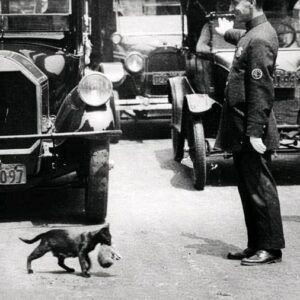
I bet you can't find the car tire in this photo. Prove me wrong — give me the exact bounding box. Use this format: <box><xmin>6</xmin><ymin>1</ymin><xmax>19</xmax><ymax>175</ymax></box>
<box><xmin>0</xmin><ymin>197</ymin><xmax>5</xmax><ymax>214</ymax></box>
<box><xmin>191</xmin><ymin>118</ymin><xmax>206</xmax><ymax>190</ymax></box>
<box><xmin>85</xmin><ymin>140</ymin><xmax>109</xmax><ymax>224</ymax></box>
<box><xmin>171</xmin><ymin>126</ymin><xmax>185</xmax><ymax>162</ymax></box>
<box><xmin>170</xmin><ymin>85</ymin><xmax>185</xmax><ymax>162</ymax></box>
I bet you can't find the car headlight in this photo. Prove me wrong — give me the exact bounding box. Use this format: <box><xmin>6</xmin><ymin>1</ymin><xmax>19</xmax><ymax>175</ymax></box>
<box><xmin>111</xmin><ymin>33</ymin><xmax>122</xmax><ymax>45</ymax></box>
<box><xmin>125</xmin><ymin>52</ymin><xmax>144</xmax><ymax>73</ymax></box>
<box><xmin>78</xmin><ymin>72</ymin><xmax>112</xmax><ymax>107</ymax></box>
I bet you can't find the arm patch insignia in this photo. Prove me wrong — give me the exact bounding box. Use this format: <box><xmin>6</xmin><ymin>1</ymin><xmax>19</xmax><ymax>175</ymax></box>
<box><xmin>251</xmin><ymin>68</ymin><xmax>263</xmax><ymax>80</ymax></box>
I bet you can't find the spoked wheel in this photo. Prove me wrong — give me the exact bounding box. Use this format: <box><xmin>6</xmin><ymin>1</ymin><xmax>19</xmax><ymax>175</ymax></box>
<box><xmin>275</xmin><ymin>22</ymin><xmax>297</xmax><ymax>48</ymax></box>
<box><xmin>85</xmin><ymin>139</ymin><xmax>109</xmax><ymax>224</ymax></box>
<box><xmin>188</xmin><ymin>117</ymin><xmax>207</xmax><ymax>190</ymax></box>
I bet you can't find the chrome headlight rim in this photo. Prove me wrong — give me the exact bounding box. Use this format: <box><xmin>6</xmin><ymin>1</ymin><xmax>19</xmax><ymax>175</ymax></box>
<box><xmin>78</xmin><ymin>72</ymin><xmax>113</xmax><ymax>107</ymax></box>
<box><xmin>125</xmin><ymin>51</ymin><xmax>144</xmax><ymax>74</ymax></box>
<box><xmin>111</xmin><ymin>32</ymin><xmax>122</xmax><ymax>45</ymax></box>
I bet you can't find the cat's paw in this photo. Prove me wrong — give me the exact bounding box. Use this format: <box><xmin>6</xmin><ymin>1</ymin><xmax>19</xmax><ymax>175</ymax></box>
<box><xmin>81</xmin><ymin>272</ymin><xmax>91</xmax><ymax>278</ymax></box>
<box><xmin>67</xmin><ymin>268</ymin><xmax>75</xmax><ymax>273</ymax></box>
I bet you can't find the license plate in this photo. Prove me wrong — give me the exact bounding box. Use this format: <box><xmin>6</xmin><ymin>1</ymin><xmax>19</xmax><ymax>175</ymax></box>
<box><xmin>0</xmin><ymin>164</ymin><xmax>26</xmax><ymax>185</ymax></box>
<box><xmin>153</xmin><ymin>75</ymin><xmax>168</xmax><ymax>86</ymax></box>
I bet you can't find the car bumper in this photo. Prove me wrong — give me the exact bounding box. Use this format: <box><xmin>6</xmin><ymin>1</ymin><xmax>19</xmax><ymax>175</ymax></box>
<box><xmin>115</xmin><ymin>96</ymin><xmax>171</xmax><ymax>111</ymax></box>
<box><xmin>0</xmin><ymin>130</ymin><xmax>121</xmax><ymax>191</ymax></box>
<box><xmin>0</xmin><ymin>130</ymin><xmax>122</xmax><ymax>142</ymax></box>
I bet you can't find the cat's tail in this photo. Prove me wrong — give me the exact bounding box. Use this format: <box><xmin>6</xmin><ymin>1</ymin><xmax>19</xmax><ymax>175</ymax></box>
<box><xmin>19</xmin><ymin>233</ymin><xmax>45</xmax><ymax>244</ymax></box>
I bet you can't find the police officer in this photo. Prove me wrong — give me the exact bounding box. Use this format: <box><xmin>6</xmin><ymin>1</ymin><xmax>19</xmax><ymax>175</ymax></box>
<box><xmin>215</xmin><ymin>0</ymin><xmax>285</xmax><ymax>265</ymax></box>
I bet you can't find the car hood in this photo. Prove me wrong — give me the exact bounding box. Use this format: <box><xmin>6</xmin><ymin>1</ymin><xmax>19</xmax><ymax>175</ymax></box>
<box><xmin>0</xmin><ymin>42</ymin><xmax>80</xmax><ymax>111</ymax></box>
<box><xmin>114</xmin><ymin>35</ymin><xmax>182</xmax><ymax>57</ymax></box>
<box><xmin>2</xmin><ymin>41</ymin><xmax>80</xmax><ymax>81</ymax></box>
<box><xmin>214</xmin><ymin>48</ymin><xmax>300</xmax><ymax>72</ymax></box>
<box><xmin>115</xmin><ymin>15</ymin><xmax>185</xmax><ymax>56</ymax></box>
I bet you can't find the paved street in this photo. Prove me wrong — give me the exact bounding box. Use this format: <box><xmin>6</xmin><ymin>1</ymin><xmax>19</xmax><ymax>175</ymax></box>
<box><xmin>1</xmin><ymin>121</ymin><xmax>300</xmax><ymax>299</ymax></box>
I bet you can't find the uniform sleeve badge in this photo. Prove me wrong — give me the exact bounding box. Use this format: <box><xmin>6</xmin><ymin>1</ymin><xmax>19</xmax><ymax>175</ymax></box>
<box><xmin>235</xmin><ymin>47</ymin><xmax>243</xmax><ymax>58</ymax></box>
<box><xmin>251</xmin><ymin>68</ymin><xmax>263</xmax><ymax>80</ymax></box>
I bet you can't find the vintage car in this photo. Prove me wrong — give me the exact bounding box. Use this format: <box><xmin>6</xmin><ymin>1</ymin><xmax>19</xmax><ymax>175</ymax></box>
<box><xmin>99</xmin><ymin>0</ymin><xmax>186</xmax><ymax>124</ymax></box>
<box><xmin>169</xmin><ymin>0</ymin><xmax>300</xmax><ymax>190</ymax></box>
<box><xmin>0</xmin><ymin>0</ymin><xmax>121</xmax><ymax>223</ymax></box>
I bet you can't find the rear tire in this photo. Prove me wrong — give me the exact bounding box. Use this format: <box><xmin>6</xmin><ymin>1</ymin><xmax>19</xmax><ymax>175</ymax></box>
<box><xmin>190</xmin><ymin>118</ymin><xmax>206</xmax><ymax>190</ymax></box>
<box><xmin>85</xmin><ymin>140</ymin><xmax>109</xmax><ymax>224</ymax></box>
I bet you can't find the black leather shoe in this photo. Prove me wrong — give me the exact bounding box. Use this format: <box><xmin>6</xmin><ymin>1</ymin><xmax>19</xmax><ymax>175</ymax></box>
<box><xmin>227</xmin><ymin>248</ymin><xmax>256</xmax><ymax>260</ymax></box>
<box><xmin>241</xmin><ymin>250</ymin><xmax>282</xmax><ymax>266</ymax></box>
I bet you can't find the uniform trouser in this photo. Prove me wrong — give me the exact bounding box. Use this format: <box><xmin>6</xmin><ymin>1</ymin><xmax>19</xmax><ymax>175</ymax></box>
<box><xmin>233</xmin><ymin>147</ymin><xmax>285</xmax><ymax>250</ymax></box>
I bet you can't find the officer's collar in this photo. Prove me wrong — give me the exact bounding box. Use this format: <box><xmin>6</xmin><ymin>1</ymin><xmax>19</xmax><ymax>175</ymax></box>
<box><xmin>245</xmin><ymin>14</ymin><xmax>267</xmax><ymax>31</ymax></box>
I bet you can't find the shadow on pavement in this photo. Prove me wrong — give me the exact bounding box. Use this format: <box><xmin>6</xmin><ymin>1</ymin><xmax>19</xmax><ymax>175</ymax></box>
<box><xmin>36</xmin><ymin>270</ymin><xmax>115</xmax><ymax>278</ymax></box>
<box><xmin>156</xmin><ymin>147</ymin><xmax>300</xmax><ymax>190</ymax></box>
<box><xmin>0</xmin><ymin>187</ymin><xmax>87</xmax><ymax>225</ymax></box>
<box><xmin>89</xmin><ymin>271</ymin><xmax>117</xmax><ymax>278</ymax></box>
<box><xmin>120</xmin><ymin>119</ymin><xmax>171</xmax><ymax>141</ymax></box>
<box><xmin>155</xmin><ymin>148</ymin><xmax>237</xmax><ymax>191</ymax></box>
<box><xmin>155</xmin><ymin>148</ymin><xmax>196</xmax><ymax>191</ymax></box>
<box><xmin>182</xmin><ymin>232</ymin><xmax>241</xmax><ymax>259</ymax></box>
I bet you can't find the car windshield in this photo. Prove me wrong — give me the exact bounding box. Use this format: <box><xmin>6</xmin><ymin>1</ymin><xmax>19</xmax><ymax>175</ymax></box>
<box><xmin>208</xmin><ymin>0</ymin><xmax>300</xmax><ymax>49</ymax></box>
<box><xmin>0</xmin><ymin>0</ymin><xmax>70</xmax><ymax>14</ymax></box>
<box><xmin>114</xmin><ymin>0</ymin><xmax>186</xmax><ymax>36</ymax></box>
<box><xmin>0</xmin><ymin>0</ymin><xmax>71</xmax><ymax>33</ymax></box>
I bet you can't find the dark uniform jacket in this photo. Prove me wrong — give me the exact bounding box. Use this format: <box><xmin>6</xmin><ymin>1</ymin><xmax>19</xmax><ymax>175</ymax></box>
<box><xmin>215</xmin><ymin>14</ymin><xmax>280</xmax><ymax>152</ymax></box>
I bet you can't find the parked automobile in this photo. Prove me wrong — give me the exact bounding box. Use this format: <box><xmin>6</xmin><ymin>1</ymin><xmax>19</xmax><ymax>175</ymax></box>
<box><xmin>0</xmin><ymin>0</ymin><xmax>121</xmax><ymax>223</ymax></box>
<box><xmin>169</xmin><ymin>0</ymin><xmax>300</xmax><ymax>190</ymax></box>
<box><xmin>100</xmin><ymin>0</ymin><xmax>186</xmax><ymax>124</ymax></box>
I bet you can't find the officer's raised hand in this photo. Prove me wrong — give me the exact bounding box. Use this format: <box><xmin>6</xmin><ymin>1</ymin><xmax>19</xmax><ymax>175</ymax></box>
<box><xmin>215</xmin><ymin>18</ymin><xmax>234</xmax><ymax>36</ymax></box>
<box><xmin>250</xmin><ymin>137</ymin><xmax>266</xmax><ymax>154</ymax></box>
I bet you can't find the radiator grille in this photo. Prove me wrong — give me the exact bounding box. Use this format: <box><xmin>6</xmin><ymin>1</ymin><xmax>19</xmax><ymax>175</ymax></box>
<box><xmin>0</xmin><ymin>71</ymin><xmax>37</xmax><ymax>149</ymax></box>
<box><xmin>274</xmin><ymin>88</ymin><xmax>300</xmax><ymax>125</ymax></box>
<box><xmin>145</xmin><ymin>47</ymin><xmax>185</xmax><ymax>96</ymax></box>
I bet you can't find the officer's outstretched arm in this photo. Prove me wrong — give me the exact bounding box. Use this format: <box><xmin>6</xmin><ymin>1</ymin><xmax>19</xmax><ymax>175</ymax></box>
<box><xmin>215</xmin><ymin>17</ymin><xmax>245</xmax><ymax>45</ymax></box>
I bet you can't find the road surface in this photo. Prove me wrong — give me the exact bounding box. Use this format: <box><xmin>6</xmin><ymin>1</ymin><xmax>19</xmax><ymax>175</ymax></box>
<box><xmin>1</xmin><ymin>121</ymin><xmax>300</xmax><ymax>299</ymax></box>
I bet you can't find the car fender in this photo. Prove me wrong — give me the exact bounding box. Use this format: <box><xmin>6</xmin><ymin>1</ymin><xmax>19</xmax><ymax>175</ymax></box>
<box><xmin>185</xmin><ymin>94</ymin><xmax>217</xmax><ymax>114</ymax></box>
<box><xmin>99</xmin><ymin>62</ymin><xmax>126</xmax><ymax>87</ymax></box>
<box><xmin>79</xmin><ymin>103</ymin><xmax>114</xmax><ymax>132</ymax></box>
<box><xmin>168</xmin><ymin>76</ymin><xmax>194</xmax><ymax>133</ymax></box>
<box><xmin>55</xmin><ymin>88</ymin><xmax>114</xmax><ymax>143</ymax></box>
<box><xmin>55</xmin><ymin>87</ymin><xmax>85</xmax><ymax>134</ymax></box>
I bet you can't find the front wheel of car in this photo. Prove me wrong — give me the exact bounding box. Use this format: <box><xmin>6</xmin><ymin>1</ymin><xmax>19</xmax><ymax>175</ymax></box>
<box><xmin>171</xmin><ymin>96</ymin><xmax>185</xmax><ymax>162</ymax></box>
<box><xmin>191</xmin><ymin>118</ymin><xmax>206</xmax><ymax>190</ymax></box>
<box><xmin>0</xmin><ymin>195</ymin><xmax>6</xmax><ymax>214</ymax></box>
<box><xmin>85</xmin><ymin>140</ymin><xmax>109</xmax><ymax>224</ymax></box>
